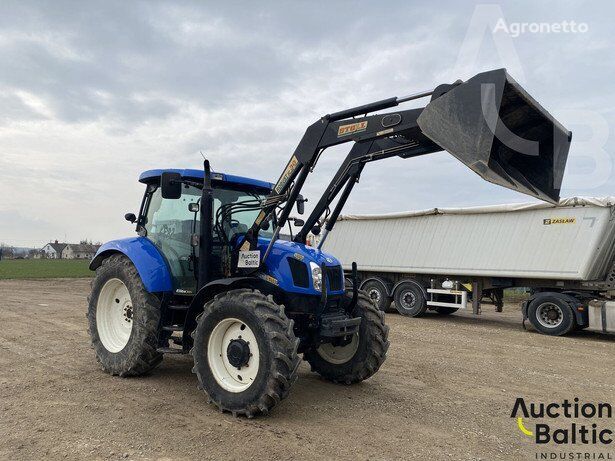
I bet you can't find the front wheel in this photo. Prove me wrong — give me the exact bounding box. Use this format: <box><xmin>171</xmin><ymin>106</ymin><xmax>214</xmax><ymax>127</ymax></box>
<box><xmin>191</xmin><ymin>289</ymin><xmax>300</xmax><ymax>417</ymax></box>
<box><xmin>303</xmin><ymin>290</ymin><xmax>389</xmax><ymax>384</ymax></box>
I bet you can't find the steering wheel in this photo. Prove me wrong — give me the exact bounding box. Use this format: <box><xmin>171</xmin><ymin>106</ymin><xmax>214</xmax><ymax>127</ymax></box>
<box><xmin>159</xmin><ymin>223</ymin><xmax>175</xmax><ymax>239</ymax></box>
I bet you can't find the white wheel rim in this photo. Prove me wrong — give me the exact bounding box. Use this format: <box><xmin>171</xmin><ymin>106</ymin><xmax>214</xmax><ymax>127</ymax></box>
<box><xmin>536</xmin><ymin>302</ymin><xmax>564</xmax><ymax>328</ymax></box>
<box><xmin>96</xmin><ymin>278</ymin><xmax>133</xmax><ymax>353</ymax></box>
<box><xmin>317</xmin><ymin>334</ymin><xmax>359</xmax><ymax>365</ymax></box>
<box><xmin>207</xmin><ymin>318</ymin><xmax>260</xmax><ymax>393</ymax></box>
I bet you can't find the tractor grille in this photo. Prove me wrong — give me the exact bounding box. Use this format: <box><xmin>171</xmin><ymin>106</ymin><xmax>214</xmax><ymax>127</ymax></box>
<box><xmin>326</xmin><ymin>265</ymin><xmax>344</xmax><ymax>292</ymax></box>
<box><xmin>288</xmin><ymin>257</ymin><xmax>309</xmax><ymax>288</ymax></box>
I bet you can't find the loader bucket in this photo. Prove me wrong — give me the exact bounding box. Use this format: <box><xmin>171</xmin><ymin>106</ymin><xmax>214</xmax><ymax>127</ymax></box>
<box><xmin>417</xmin><ymin>68</ymin><xmax>571</xmax><ymax>204</ymax></box>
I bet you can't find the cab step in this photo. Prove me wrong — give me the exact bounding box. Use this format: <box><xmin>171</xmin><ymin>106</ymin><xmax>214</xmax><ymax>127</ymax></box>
<box><xmin>156</xmin><ymin>347</ymin><xmax>185</xmax><ymax>355</ymax></box>
<box><xmin>162</xmin><ymin>325</ymin><xmax>183</xmax><ymax>332</ymax></box>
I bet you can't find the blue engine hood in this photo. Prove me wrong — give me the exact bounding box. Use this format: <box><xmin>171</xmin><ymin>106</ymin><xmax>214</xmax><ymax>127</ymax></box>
<box><xmin>254</xmin><ymin>238</ymin><xmax>345</xmax><ymax>296</ymax></box>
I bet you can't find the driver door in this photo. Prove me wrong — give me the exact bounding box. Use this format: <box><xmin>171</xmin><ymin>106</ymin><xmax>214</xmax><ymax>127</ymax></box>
<box><xmin>144</xmin><ymin>185</ymin><xmax>200</xmax><ymax>294</ymax></box>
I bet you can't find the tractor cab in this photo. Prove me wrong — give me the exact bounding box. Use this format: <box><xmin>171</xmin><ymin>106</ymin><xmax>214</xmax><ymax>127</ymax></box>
<box><xmin>136</xmin><ymin>169</ymin><xmax>274</xmax><ymax>295</ymax></box>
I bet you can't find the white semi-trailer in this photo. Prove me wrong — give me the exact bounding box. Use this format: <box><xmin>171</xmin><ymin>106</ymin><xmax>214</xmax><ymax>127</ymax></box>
<box><xmin>323</xmin><ymin>197</ymin><xmax>615</xmax><ymax>336</ymax></box>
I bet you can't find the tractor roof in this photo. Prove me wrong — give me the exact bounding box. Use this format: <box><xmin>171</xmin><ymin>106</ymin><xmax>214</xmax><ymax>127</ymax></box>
<box><xmin>139</xmin><ymin>169</ymin><xmax>273</xmax><ymax>191</ymax></box>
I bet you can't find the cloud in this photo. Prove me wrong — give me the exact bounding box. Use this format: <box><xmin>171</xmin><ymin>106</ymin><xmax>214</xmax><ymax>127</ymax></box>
<box><xmin>0</xmin><ymin>0</ymin><xmax>613</xmax><ymax>247</ymax></box>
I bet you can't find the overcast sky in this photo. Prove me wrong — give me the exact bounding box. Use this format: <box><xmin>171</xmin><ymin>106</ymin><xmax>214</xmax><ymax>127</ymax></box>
<box><xmin>0</xmin><ymin>1</ymin><xmax>613</xmax><ymax>247</ymax></box>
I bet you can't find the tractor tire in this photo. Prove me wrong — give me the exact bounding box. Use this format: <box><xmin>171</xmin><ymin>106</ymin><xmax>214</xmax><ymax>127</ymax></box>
<box><xmin>303</xmin><ymin>290</ymin><xmax>389</xmax><ymax>384</ymax></box>
<box><xmin>87</xmin><ymin>254</ymin><xmax>163</xmax><ymax>377</ymax></box>
<box><xmin>191</xmin><ymin>289</ymin><xmax>300</xmax><ymax>418</ymax></box>
<box><xmin>393</xmin><ymin>280</ymin><xmax>428</xmax><ymax>317</ymax></box>
<box><xmin>527</xmin><ymin>294</ymin><xmax>577</xmax><ymax>336</ymax></box>
<box><xmin>361</xmin><ymin>279</ymin><xmax>391</xmax><ymax>312</ymax></box>
<box><xmin>435</xmin><ymin>307</ymin><xmax>459</xmax><ymax>315</ymax></box>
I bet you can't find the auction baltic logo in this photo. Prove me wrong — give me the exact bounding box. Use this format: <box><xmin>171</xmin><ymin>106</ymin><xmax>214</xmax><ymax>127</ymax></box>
<box><xmin>511</xmin><ymin>398</ymin><xmax>613</xmax><ymax>459</ymax></box>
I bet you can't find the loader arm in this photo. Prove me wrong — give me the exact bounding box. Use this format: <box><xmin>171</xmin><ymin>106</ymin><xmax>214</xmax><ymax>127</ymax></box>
<box><xmin>293</xmin><ymin>136</ymin><xmax>440</xmax><ymax>246</ymax></box>
<box><xmin>239</xmin><ymin>106</ymin><xmax>435</xmax><ymax>264</ymax></box>
<box><xmin>237</xmin><ymin>68</ymin><xmax>571</xmax><ymax>272</ymax></box>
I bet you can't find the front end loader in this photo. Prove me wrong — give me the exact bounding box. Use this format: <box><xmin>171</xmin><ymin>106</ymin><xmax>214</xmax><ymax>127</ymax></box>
<box><xmin>87</xmin><ymin>68</ymin><xmax>571</xmax><ymax>417</ymax></box>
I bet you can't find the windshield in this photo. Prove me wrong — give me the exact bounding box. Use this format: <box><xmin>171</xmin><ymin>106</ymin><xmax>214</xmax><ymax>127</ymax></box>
<box><xmin>213</xmin><ymin>187</ymin><xmax>273</xmax><ymax>244</ymax></box>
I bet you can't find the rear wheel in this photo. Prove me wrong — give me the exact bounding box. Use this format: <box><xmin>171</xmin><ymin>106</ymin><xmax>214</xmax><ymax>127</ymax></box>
<box><xmin>393</xmin><ymin>281</ymin><xmax>427</xmax><ymax>317</ymax></box>
<box><xmin>191</xmin><ymin>289</ymin><xmax>300</xmax><ymax>417</ymax></box>
<box><xmin>527</xmin><ymin>295</ymin><xmax>576</xmax><ymax>336</ymax></box>
<box><xmin>87</xmin><ymin>254</ymin><xmax>162</xmax><ymax>377</ymax></box>
<box><xmin>303</xmin><ymin>290</ymin><xmax>389</xmax><ymax>384</ymax></box>
<box><xmin>361</xmin><ymin>279</ymin><xmax>391</xmax><ymax>312</ymax></box>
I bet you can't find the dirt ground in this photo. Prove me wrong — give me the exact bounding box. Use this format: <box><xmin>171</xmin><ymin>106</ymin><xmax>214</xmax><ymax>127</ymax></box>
<box><xmin>1</xmin><ymin>279</ymin><xmax>614</xmax><ymax>461</ymax></box>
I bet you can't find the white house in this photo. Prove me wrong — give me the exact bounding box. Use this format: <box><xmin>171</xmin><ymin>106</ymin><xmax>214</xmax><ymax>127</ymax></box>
<box><xmin>41</xmin><ymin>241</ymin><xmax>67</xmax><ymax>259</ymax></box>
<box><xmin>61</xmin><ymin>244</ymin><xmax>99</xmax><ymax>260</ymax></box>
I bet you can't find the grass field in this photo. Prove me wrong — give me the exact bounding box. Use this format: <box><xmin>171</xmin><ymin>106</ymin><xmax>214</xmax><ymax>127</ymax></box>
<box><xmin>0</xmin><ymin>259</ymin><xmax>93</xmax><ymax>279</ymax></box>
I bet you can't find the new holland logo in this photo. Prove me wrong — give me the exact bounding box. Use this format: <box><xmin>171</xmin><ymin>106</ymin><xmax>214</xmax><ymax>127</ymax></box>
<box><xmin>543</xmin><ymin>217</ymin><xmax>576</xmax><ymax>225</ymax></box>
<box><xmin>337</xmin><ymin>121</ymin><xmax>368</xmax><ymax>137</ymax></box>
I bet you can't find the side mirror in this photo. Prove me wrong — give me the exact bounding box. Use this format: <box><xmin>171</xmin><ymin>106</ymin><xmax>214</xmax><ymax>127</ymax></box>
<box><xmin>124</xmin><ymin>213</ymin><xmax>136</xmax><ymax>224</ymax></box>
<box><xmin>311</xmin><ymin>224</ymin><xmax>321</xmax><ymax>236</ymax></box>
<box><xmin>296</xmin><ymin>194</ymin><xmax>306</xmax><ymax>215</ymax></box>
<box><xmin>188</xmin><ymin>202</ymin><xmax>199</xmax><ymax>213</ymax></box>
<box><xmin>161</xmin><ymin>172</ymin><xmax>182</xmax><ymax>199</ymax></box>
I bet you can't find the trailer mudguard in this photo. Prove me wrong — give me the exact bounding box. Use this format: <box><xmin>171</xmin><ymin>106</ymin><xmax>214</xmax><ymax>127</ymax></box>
<box><xmin>523</xmin><ymin>291</ymin><xmax>588</xmax><ymax>327</ymax></box>
<box><xmin>89</xmin><ymin>237</ymin><xmax>173</xmax><ymax>293</ymax></box>
<box><xmin>360</xmin><ymin>277</ymin><xmax>392</xmax><ymax>296</ymax></box>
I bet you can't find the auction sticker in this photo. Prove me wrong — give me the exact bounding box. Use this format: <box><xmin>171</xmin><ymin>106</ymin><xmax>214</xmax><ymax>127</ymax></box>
<box><xmin>238</xmin><ymin>250</ymin><xmax>261</xmax><ymax>268</ymax></box>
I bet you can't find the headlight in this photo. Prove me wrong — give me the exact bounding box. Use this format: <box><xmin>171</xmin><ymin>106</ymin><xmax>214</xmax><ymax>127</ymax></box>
<box><xmin>310</xmin><ymin>262</ymin><xmax>322</xmax><ymax>291</ymax></box>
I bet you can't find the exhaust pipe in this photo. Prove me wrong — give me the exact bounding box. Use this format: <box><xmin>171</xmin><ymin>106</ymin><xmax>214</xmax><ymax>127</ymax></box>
<box><xmin>417</xmin><ymin>68</ymin><xmax>571</xmax><ymax>204</ymax></box>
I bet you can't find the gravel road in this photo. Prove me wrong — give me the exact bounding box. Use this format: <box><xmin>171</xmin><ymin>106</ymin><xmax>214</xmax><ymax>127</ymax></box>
<box><xmin>1</xmin><ymin>279</ymin><xmax>614</xmax><ymax>460</ymax></box>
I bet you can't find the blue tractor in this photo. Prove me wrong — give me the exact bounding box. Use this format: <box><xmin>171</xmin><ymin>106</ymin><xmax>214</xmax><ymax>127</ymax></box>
<box><xmin>87</xmin><ymin>69</ymin><xmax>571</xmax><ymax>417</ymax></box>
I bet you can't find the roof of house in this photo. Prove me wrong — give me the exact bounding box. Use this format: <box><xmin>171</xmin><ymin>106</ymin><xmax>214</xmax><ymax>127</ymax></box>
<box><xmin>47</xmin><ymin>242</ymin><xmax>67</xmax><ymax>253</ymax></box>
<box><xmin>64</xmin><ymin>244</ymin><xmax>100</xmax><ymax>253</ymax></box>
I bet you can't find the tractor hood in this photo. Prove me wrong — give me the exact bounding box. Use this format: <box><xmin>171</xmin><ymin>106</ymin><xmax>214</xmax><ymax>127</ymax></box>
<box><xmin>254</xmin><ymin>238</ymin><xmax>345</xmax><ymax>296</ymax></box>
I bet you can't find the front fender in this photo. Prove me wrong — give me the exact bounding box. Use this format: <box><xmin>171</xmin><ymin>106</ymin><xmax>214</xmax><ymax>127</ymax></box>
<box><xmin>182</xmin><ymin>277</ymin><xmax>280</xmax><ymax>349</ymax></box>
<box><xmin>90</xmin><ymin>237</ymin><xmax>173</xmax><ymax>293</ymax></box>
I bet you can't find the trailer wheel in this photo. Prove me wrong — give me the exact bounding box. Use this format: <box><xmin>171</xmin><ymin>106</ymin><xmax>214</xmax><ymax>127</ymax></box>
<box><xmin>393</xmin><ymin>281</ymin><xmax>427</xmax><ymax>317</ymax></box>
<box><xmin>191</xmin><ymin>289</ymin><xmax>300</xmax><ymax>417</ymax></box>
<box><xmin>303</xmin><ymin>290</ymin><xmax>389</xmax><ymax>384</ymax></box>
<box><xmin>361</xmin><ymin>279</ymin><xmax>391</xmax><ymax>312</ymax></box>
<box><xmin>87</xmin><ymin>254</ymin><xmax>163</xmax><ymax>377</ymax></box>
<box><xmin>527</xmin><ymin>295</ymin><xmax>576</xmax><ymax>336</ymax></box>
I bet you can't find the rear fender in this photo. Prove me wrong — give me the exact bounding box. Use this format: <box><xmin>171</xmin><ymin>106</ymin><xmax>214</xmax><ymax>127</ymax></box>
<box><xmin>89</xmin><ymin>237</ymin><xmax>173</xmax><ymax>293</ymax></box>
